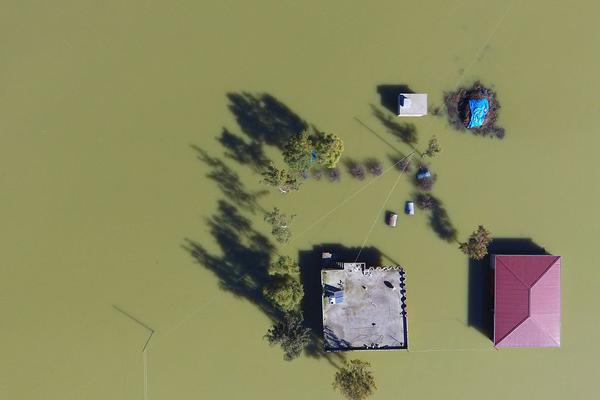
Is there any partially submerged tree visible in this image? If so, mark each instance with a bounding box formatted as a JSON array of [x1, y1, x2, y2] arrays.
[[366, 159, 384, 176], [333, 359, 377, 400], [263, 275, 304, 312], [423, 135, 442, 158], [314, 132, 344, 168], [264, 207, 295, 244], [328, 167, 341, 182], [268, 255, 300, 277], [261, 163, 300, 193], [415, 192, 436, 210], [350, 163, 366, 180], [265, 312, 311, 361], [459, 225, 492, 260], [283, 131, 313, 173]]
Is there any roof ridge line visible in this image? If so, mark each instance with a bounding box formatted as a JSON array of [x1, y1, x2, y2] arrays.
[[529, 315, 560, 346], [497, 257, 529, 289], [495, 314, 530, 345], [530, 256, 560, 288]]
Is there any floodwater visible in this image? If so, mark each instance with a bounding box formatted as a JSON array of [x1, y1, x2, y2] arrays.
[[1, 1, 599, 399]]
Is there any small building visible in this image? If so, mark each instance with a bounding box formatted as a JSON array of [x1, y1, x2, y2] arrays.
[[397, 93, 428, 117], [321, 253, 408, 351], [492, 255, 561, 348]]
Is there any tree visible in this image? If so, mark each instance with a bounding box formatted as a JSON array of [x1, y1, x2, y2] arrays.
[[350, 163, 366, 180], [366, 159, 383, 176], [268, 255, 300, 277], [314, 132, 344, 168], [283, 131, 313, 173], [328, 167, 341, 182], [263, 275, 304, 312], [424, 135, 441, 158], [265, 312, 311, 361], [260, 163, 300, 194], [415, 192, 436, 210], [264, 207, 295, 244], [459, 225, 492, 260], [333, 359, 377, 400]]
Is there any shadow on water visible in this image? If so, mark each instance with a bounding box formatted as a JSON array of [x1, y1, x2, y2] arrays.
[[371, 105, 419, 151], [227, 92, 308, 149], [298, 244, 381, 362], [184, 200, 276, 312], [218, 128, 270, 172], [354, 117, 406, 156], [467, 238, 549, 338], [184, 204, 347, 364], [192, 145, 267, 214], [376, 84, 414, 114]]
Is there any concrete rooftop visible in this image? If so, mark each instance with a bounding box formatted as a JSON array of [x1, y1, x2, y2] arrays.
[[321, 263, 408, 351], [397, 93, 428, 116]]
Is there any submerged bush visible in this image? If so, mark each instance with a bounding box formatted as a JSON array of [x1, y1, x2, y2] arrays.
[[350, 163, 366, 180], [366, 159, 384, 176], [444, 81, 505, 139], [327, 167, 341, 182]]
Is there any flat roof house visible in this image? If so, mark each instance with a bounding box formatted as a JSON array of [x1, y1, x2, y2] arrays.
[[320, 252, 408, 351], [492, 255, 561, 348]]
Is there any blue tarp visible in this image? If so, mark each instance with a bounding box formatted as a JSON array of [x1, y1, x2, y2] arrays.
[[467, 98, 489, 128]]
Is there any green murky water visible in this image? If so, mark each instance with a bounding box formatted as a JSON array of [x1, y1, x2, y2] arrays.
[[1, 1, 599, 399]]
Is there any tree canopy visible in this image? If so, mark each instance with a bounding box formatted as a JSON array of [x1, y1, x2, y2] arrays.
[[264, 207, 295, 244], [283, 131, 313, 173], [314, 132, 344, 168], [333, 359, 377, 400], [459, 225, 492, 260], [264, 312, 311, 361], [424, 135, 442, 158], [268, 255, 300, 277], [260, 162, 300, 194], [263, 275, 304, 312]]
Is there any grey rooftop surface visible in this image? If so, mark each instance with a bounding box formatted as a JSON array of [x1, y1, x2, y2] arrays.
[[321, 263, 408, 351], [397, 93, 428, 116]]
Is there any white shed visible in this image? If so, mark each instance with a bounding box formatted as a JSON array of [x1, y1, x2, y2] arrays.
[[397, 93, 428, 117]]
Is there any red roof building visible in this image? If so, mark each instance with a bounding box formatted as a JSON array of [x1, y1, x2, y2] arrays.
[[492, 255, 561, 348]]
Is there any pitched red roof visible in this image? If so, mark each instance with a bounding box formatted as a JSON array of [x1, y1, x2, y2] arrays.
[[493, 255, 561, 348]]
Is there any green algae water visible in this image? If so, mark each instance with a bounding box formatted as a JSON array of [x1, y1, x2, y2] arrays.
[[1, 1, 599, 398]]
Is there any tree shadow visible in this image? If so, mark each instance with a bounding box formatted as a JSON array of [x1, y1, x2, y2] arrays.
[[183, 200, 276, 315], [377, 84, 414, 114], [413, 193, 458, 242], [354, 117, 405, 156], [218, 128, 270, 172], [184, 201, 346, 363], [227, 92, 308, 149], [192, 145, 267, 214], [298, 244, 382, 363], [371, 105, 419, 151], [467, 238, 549, 339]]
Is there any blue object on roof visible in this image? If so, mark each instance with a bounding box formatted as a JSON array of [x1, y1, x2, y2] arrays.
[[416, 169, 431, 180], [328, 291, 344, 304], [467, 98, 489, 128]]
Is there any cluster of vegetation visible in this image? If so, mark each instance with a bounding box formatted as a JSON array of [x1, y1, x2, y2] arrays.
[[423, 135, 442, 158], [262, 256, 312, 361], [444, 81, 505, 139], [264, 311, 311, 361], [263, 256, 304, 312], [333, 359, 377, 400], [261, 130, 345, 193], [264, 207, 295, 244], [459, 225, 492, 260]]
